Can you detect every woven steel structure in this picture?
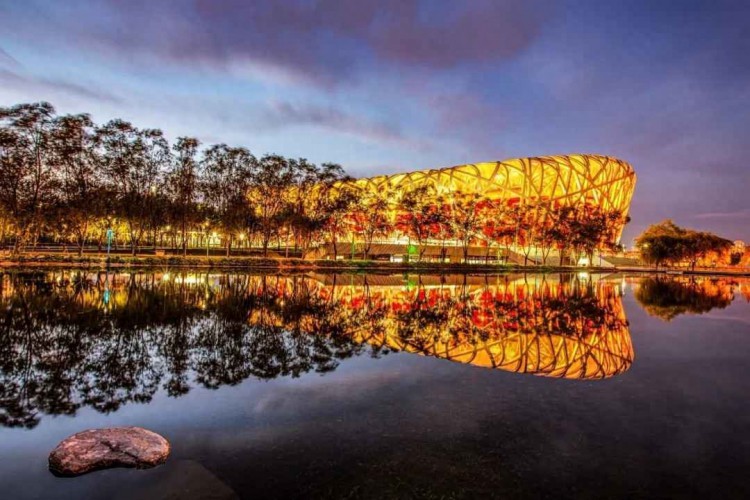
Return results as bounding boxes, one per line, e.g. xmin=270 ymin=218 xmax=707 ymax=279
xmin=350 ymin=153 xmax=636 ymax=238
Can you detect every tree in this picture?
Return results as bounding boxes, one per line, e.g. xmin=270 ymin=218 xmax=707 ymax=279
xmin=348 ymin=190 xmax=393 ymax=259
xmin=200 ymin=144 xmax=257 ymax=256
xmin=285 ymin=160 xmax=349 ymax=254
xmin=571 ymin=206 xmax=624 ymax=265
xmin=0 ymin=102 xmax=59 ymax=252
xmin=516 ymin=201 xmax=544 ymax=265
xmin=482 ymin=200 xmax=516 ymax=263
xmin=96 ymin=120 xmax=170 ymax=255
xmin=168 ymin=137 xmax=200 ymax=255
xmin=683 ymin=231 xmax=732 ymax=270
xmin=307 ymin=163 xmax=351 ymax=251
xmin=449 ymin=193 xmax=485 ymax=263
xmin=635 ymin=220 xmax=732 ymax=270
xmin=397 ymin=184 xmax=438 ymax=261
xmin=320 ymin=184 xmax=358 ymax=259
xmin=49 ymin=113 xmax=102 ymax=255
xmin=432 ymin=199 xmax=455 ymax=263
xmin=507 ymin=201 xmax=535 ymax=265
xmin=250 ymin=155 xmax=296 ymax=256
xmin=530 ymin=201 xmax=556 ymax=265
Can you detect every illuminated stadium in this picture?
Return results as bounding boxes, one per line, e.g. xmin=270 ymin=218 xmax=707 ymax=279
xmin=317 ymin=154 xmax=637 ymax=264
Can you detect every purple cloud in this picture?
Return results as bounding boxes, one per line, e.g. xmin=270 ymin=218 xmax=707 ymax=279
xmin=0 ymin=47 xmax=21 ymax=69
xmin=0 ymin=68 xmax=121 ymax=104
xmin=0 ymin=1 xmax=548 ymax=87
xmin=693 ymin=209 xmax=750 ymax=220
xmin=260 ymin=100 xmax=430 ymax=150
xmin=369 ymin=1 xmax=544 ymax=68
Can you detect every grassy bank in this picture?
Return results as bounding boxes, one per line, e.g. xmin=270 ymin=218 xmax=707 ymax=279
xmin=0 ymin=252 xmax=590 ymax=274
xmin=1 ymin=253 xmax=748 ymax=276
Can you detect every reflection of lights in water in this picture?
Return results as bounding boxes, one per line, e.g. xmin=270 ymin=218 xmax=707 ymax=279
xmin=245 ymin=274 xmax=634 ymax=380
xmin=578 ymin=272 xmax=590 ymax=280
xmin=171 ymin=274 xmax=203 ymax=285
xmin=162 ymin=273 xmax=171 ymax=281
xmin=335 ymin=278 xmax=633 ymax=380
xmin=20 ymin=272 xmax=638 ymax=382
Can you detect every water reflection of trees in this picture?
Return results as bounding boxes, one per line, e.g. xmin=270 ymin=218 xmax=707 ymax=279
xmin=0 ymin=271 xmax=632 ymax=428
xmin=634 ymin=277 xmax=741 ymax=321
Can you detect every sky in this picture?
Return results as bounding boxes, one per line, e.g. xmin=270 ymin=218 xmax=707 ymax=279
xmin=0 ymin=0 xmax=748 ymax=244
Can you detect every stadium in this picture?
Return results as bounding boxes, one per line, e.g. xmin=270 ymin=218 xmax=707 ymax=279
xmin=316 ymin=154 xmax=637 ymax=264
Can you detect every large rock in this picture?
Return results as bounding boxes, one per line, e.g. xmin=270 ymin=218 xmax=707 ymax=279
xmin=49 ymin=427 xmax=170 ymax=476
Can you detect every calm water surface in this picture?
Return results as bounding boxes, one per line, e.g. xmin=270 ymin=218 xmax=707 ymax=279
xmin=1 ymin=271 xmax=749 ymax=499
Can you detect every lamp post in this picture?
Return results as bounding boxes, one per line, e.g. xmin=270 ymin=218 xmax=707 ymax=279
xmin=203 ymin=221 xmax=210 ymax=257
xmin=106 ymin=228 xmax=113 ymax=266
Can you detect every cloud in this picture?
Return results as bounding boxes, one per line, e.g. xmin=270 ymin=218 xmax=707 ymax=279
xmin=0 ymin=68 xmax=121 ymax=104
xmin=0 ymin=47 xmax=21 ymax=69
xmin=693 ymin=209 xmax=750 ymax=220
xmin=260 ymin=100 xmax=430 ymax=150
xmin=0 ymin=0 xmax=548 ymax=87
xmin=369 ymin=1 xmax=544 ymax=68
xmin=426 ymin=92 xmax=507 ymax=157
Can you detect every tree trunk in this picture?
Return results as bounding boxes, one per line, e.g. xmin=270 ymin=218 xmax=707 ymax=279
xmin=182 ymin=219 xmax=187 ymax=256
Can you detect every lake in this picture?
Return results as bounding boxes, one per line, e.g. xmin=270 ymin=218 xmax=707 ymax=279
xmin=1 ymin=270 xmax=749 ymax=499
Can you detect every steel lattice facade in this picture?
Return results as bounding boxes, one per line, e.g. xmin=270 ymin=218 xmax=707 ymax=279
xmin=349 ymin=153 xmax=636 ymax=238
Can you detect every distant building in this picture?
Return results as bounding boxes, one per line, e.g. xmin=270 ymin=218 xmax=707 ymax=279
xmin=318 ymin=154 xmax=637 ymax=263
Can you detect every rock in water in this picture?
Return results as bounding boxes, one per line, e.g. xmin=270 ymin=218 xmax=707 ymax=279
xmin=49 ymin=427 xmax=170 ymax=476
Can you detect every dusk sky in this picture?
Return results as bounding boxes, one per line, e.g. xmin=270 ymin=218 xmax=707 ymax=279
xmin=1 ymin=0 xmax=748 ymax=244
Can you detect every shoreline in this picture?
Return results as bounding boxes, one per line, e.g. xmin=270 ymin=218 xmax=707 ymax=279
xmin=1 ymin=254 xmax=749 ymax=276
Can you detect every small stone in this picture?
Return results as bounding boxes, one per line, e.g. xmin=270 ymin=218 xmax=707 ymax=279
xmin=49 ymin=427 xmax=170 ymax=476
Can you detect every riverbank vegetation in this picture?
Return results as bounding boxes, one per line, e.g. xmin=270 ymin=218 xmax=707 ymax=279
xmin=634 ymin=220 xmax=737 ymax=270
xmin=1 ymin=101 xmax=628 ymax=263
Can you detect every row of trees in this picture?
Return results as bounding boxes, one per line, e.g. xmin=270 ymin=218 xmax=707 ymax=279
xmin=341 ymin=185 xmax=627 ymax=265
xmin=1 ymin=101 xmax=627 ymax=262
xmin=635 ymin=220 xmax=734 ymax=270
xmin=0 ymin=102 xmax=349 ymax=256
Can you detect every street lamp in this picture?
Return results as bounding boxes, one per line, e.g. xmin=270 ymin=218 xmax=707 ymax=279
xmin=106 ymin=228 xmax=113 ymax=264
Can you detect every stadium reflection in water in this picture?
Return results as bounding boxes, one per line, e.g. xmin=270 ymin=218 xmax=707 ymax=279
xmin=0 ymin=271 xmax=633 ymax=429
